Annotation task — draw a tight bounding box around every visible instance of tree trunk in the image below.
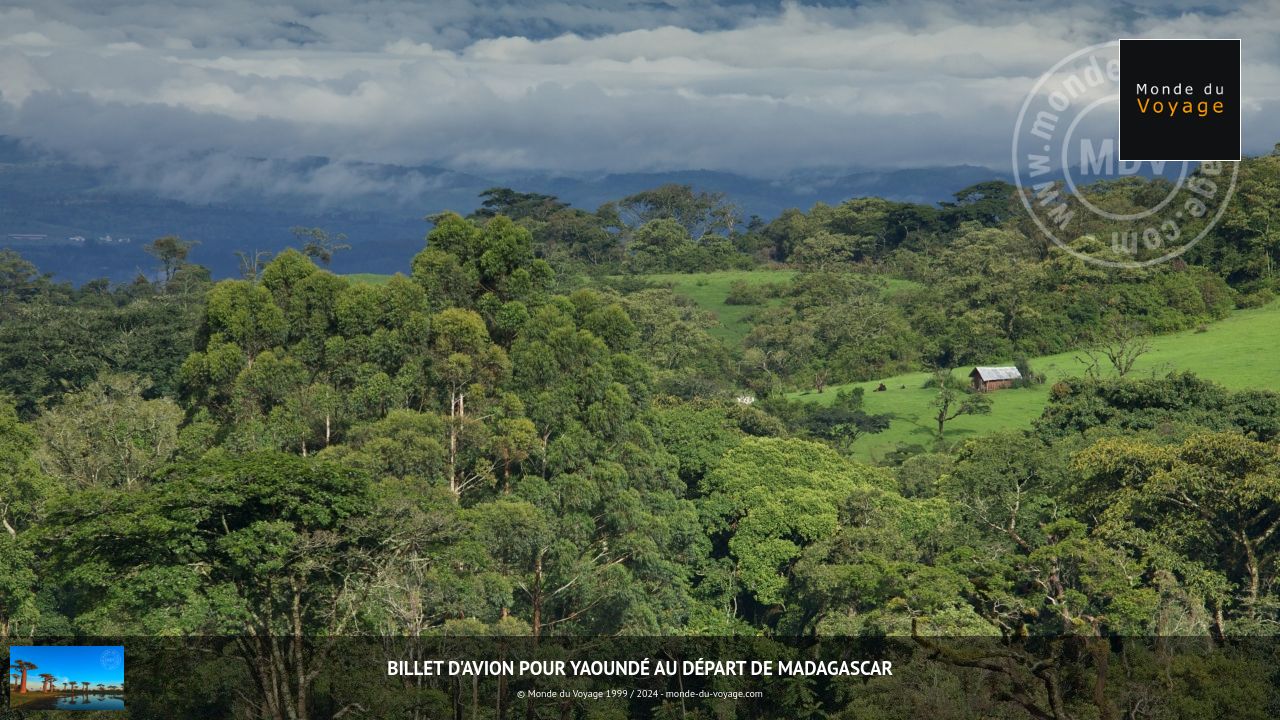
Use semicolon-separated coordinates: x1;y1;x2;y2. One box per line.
448;391;464;498
532;548;542;632
1088;638;1117;720
452;676;464;720
498;663;508;720
1242;533;1261;610
1211;602;1226;646
291;582;309;720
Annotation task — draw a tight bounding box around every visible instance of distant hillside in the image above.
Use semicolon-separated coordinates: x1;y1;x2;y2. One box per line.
793;300;1280;462
0;136;1006;283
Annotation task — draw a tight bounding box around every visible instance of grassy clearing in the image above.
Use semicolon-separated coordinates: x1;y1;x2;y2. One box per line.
345;272;395;285
792;300;1280;463
639;270;796;343
639;270;919;344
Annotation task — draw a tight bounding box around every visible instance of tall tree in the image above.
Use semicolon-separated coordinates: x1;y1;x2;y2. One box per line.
700;437;894;611
48;452;377;720
291;227;350;267
1;398;50;642
143;235;198;283
469;187;568;222
1077;432;1280;631
10;659;35;693
428;308;511;499
615;184;738;238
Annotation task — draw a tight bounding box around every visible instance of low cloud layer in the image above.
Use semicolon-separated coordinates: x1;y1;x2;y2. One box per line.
2;0;1279;201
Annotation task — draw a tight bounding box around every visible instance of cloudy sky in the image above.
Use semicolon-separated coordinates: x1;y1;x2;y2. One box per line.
2;0;1279;187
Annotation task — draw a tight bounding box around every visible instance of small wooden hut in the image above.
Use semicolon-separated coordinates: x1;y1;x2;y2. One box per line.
969;366;1022;392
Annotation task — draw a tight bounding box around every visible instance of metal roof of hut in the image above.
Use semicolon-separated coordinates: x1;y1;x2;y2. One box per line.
970;366;1022;381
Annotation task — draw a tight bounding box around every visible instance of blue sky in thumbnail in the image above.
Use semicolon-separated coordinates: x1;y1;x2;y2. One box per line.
8;646;125;688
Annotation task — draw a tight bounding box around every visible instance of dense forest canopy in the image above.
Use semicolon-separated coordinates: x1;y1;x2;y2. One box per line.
3;151;1280;719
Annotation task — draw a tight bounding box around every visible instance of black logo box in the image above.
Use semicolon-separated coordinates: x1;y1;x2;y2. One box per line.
1119;38;1241;161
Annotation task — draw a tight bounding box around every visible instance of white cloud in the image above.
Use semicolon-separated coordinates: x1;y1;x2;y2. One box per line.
0;0;1276;197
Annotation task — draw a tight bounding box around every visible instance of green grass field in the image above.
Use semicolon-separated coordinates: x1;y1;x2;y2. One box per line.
345;272;395;285
639;270;919;344
639;270;796;343
792;300;1280;463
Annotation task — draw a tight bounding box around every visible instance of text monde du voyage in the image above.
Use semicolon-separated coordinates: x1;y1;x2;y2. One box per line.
1134;83;1228;117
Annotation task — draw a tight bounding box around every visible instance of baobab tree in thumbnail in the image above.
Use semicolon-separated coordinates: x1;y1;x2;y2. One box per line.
9;659;36;693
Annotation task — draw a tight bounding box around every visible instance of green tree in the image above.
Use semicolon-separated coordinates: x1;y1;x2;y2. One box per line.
931;432;1164;720
47;452;376;719
782;483;972;636
931;370;992;440
1077;432;1280;632
412;213;552;313
429;308;511;499
615;184;738;239
36;374;183;489
626;218;694;273
0;398;47;641
469;187;568;222
795;388;891;452
144;235;198;283
202;280;287;363
1036;372;1280;442
0;249;45;307
701;437;894;609
290;227;350;266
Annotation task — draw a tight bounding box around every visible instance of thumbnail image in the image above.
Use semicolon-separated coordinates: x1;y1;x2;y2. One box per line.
8;646;125;712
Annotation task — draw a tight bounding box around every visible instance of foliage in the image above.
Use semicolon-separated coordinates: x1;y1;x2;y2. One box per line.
931;369;992;441
1037;372;1280;442
36;374;183;490
5;166;1280;717
0;273;204;418
291;226;350;266
143;235;198;282
0;396;49;641
701;437;893;608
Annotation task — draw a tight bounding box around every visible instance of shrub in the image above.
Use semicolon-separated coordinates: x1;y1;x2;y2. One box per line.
1238;288;1276;309
1014;356;1045;387
725;280;768;306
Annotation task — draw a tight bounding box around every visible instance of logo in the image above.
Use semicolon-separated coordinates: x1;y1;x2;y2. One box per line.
99;649;122;671
1012;41;1238;268
1119;39;1241;161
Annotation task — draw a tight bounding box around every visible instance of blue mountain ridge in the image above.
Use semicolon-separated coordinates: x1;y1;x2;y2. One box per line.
0;137;1012;283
